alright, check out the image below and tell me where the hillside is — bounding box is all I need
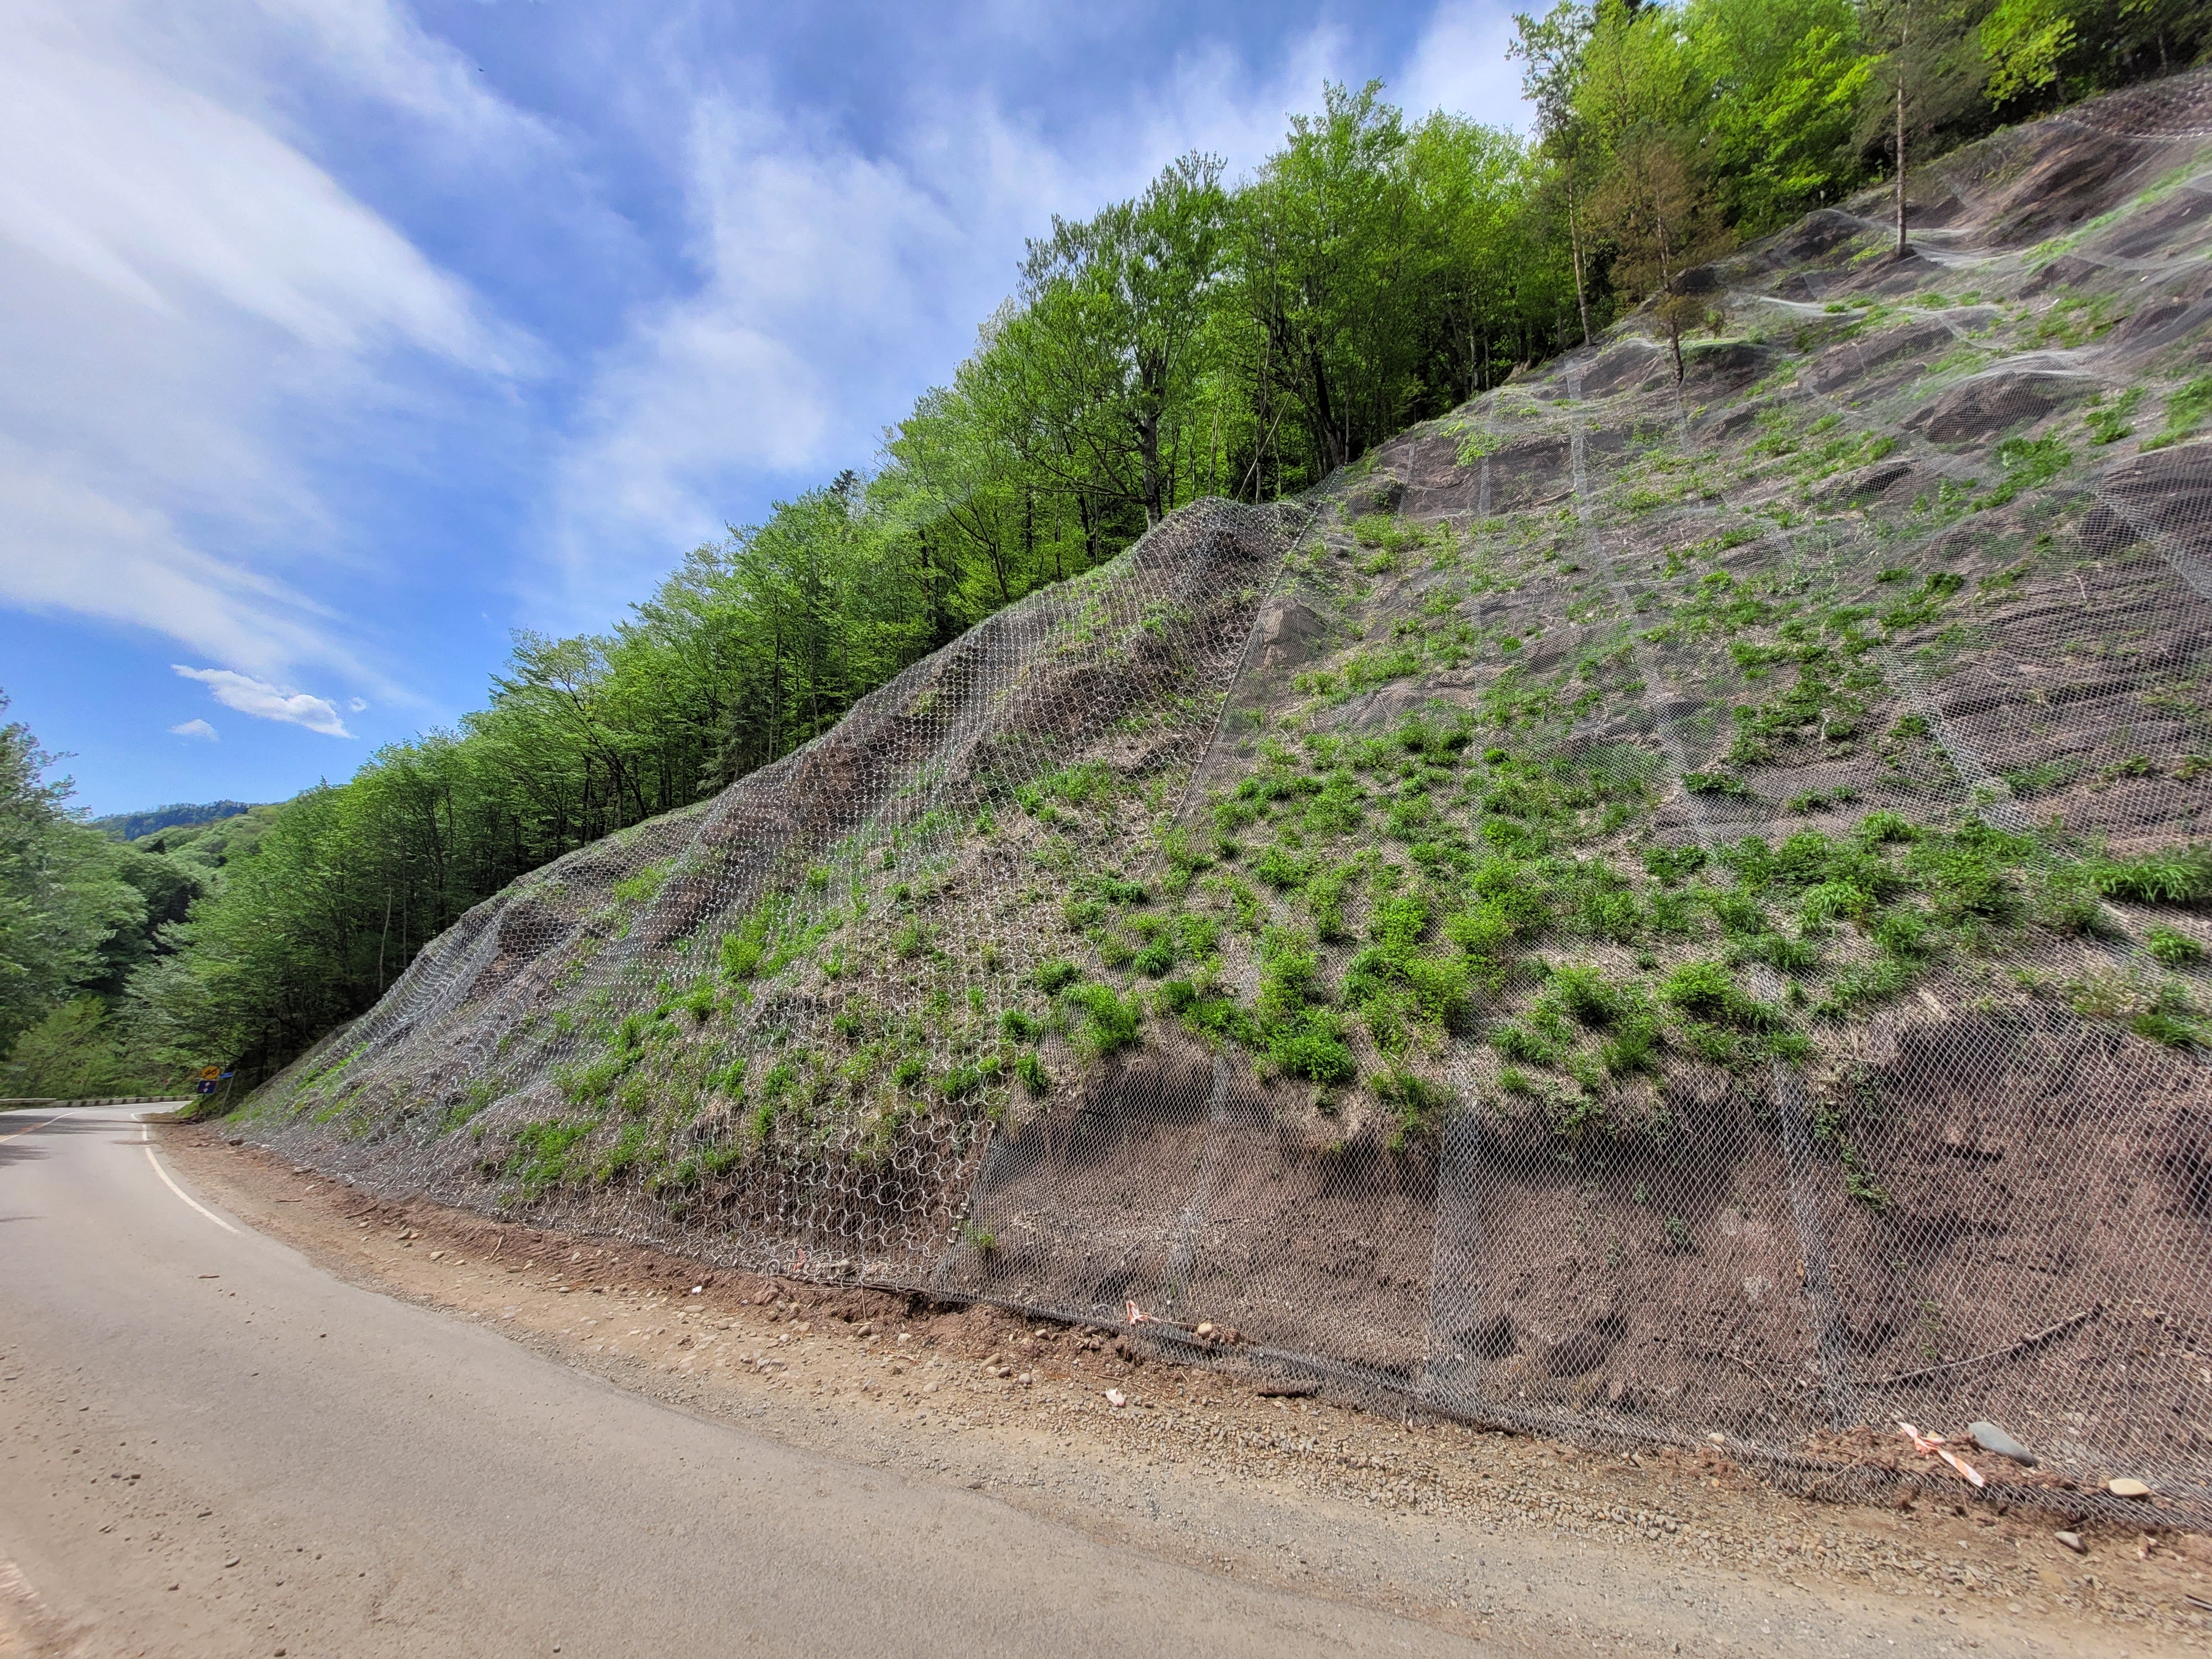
[91,800,254,842]
[243,75,2212,1502]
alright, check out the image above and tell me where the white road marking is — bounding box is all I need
[136,1113,239,1234]
[0,1110,65,1142]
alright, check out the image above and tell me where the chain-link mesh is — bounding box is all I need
[246,72,2212,1514]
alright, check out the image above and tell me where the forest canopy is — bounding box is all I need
[3,0,2203,1095]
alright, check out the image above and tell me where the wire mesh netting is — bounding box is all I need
[247,73,2212,1512]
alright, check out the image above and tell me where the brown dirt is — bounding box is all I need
[160,1123,2212,1656]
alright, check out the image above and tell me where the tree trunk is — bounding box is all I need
[1139,409,1162,526]
[1895,75,1909,258]
[1565,171,1592,347]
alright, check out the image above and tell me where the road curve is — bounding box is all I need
[0,1105,1489,1658]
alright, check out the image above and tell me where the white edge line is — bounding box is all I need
[137,1111,239,1234]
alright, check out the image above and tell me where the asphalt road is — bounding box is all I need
[0,1104,1495,1658]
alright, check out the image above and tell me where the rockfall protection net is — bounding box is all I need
[250,72,2212,1514]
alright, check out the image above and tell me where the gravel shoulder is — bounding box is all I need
[164,1123,2212,1657]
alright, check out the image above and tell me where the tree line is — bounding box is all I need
[3,1,2203,1095]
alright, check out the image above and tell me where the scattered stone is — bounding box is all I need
[2110,1477,2153,1499]
[1195,1322,1214,1338]
[1105,1389,1127,1408]
[1968,1421,2034,1465]
[2056,1531,2086,1553]
[1255,1378,1319,1398]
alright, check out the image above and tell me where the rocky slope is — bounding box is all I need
[246,71,2212,1502]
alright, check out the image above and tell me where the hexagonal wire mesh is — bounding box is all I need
[248,71,2212,1516]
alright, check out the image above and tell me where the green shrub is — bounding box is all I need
[1034,958,1083,993]
[1547,964,1624,1025]
[1067,984,1142,1057]
[1661,961,1782,1031]
[1489,1019,1558,1065]
[1643,843,1707,884]
[2089,844,2212,905]
[1799,880,1872,926]
[1132,936,1177,977]
[2145,375,2212,450]
[1684,771,1752,797]
[2132,1009,2199,1048]
[1000,1009,1044,1042]
[1856,810,1919,844]
[1600,1018,1661,1078]
[1267,1014,1357,1084]
[1015,762,1115,813]
[503,1117,597,1195]
[2146,926,2205,967]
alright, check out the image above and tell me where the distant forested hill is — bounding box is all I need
[92,801,255,842]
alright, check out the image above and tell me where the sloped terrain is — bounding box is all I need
[246,74,2212,1500]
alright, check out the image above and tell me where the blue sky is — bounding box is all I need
[1,0,1529,816]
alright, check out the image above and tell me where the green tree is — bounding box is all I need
[0,695,148,1060]
[1858,0,1993,257]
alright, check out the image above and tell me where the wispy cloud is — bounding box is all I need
[173,665,352,737]
[538,20,1353,623]
[0,0,531,685]
[169,717,218,741]
[536,6,1526,625]
[1396,1,1531,127]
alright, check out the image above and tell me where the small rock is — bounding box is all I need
[1968,1421,2034,1465]
[2110,1477,2153,1499]
[223,1556,241,1568]
[1195,1322,1214,1338]
[1105,1388,1127,1408]
[429,1250,443,1261]
[688,1285,703,1296]
[2056,1530,2086,1553]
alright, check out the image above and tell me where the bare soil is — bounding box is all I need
[160,1123,2212,1657]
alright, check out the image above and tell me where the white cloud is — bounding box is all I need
[0,6,518,364]
[540,4,1526,623]
[546,97,959,611]
[0,436,353,679]
[1396,2,1532,128]
[0,0,530,683]
[347,696,369,712]
[173,665,352,737]
[540,27,1357,621]
[169,717,218,741]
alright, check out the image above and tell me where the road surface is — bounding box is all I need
[0,1104,1491,1658]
